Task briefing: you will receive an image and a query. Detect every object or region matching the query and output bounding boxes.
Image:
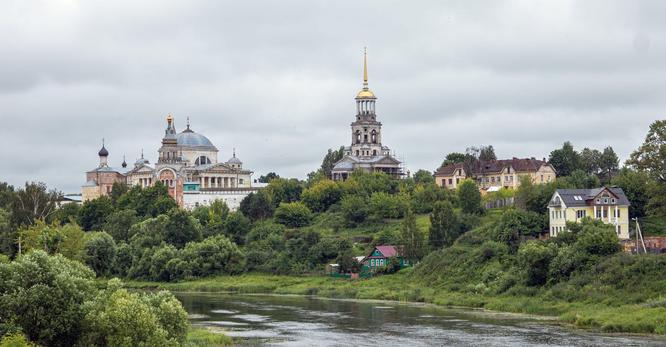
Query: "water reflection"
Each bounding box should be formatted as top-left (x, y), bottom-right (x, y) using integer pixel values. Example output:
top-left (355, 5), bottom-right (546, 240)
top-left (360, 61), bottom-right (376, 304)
top-left (176, 292), bottom-right (666, 346)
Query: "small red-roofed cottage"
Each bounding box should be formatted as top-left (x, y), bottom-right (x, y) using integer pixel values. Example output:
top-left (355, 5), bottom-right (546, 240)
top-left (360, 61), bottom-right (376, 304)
top-left (361, 245), bottom-right (409, 271)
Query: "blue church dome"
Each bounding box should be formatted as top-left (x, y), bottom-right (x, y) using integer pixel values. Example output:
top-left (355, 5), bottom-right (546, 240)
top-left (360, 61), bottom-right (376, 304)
top-left (177, 130), bottom-right (217, 150)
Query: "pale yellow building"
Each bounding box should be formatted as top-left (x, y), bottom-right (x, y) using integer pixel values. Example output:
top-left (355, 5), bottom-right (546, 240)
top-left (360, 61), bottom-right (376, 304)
top-left (548, 187), bottom-right (630, 240)
top-left (435, 158), bottom-right (556, 191)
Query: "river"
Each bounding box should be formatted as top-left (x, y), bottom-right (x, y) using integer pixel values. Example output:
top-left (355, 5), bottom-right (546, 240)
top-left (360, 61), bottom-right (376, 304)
top-left (176, 292), bottom-right (666, 346)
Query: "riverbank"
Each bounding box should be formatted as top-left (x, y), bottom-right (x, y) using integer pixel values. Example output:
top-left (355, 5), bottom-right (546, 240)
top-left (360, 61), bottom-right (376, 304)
top-left (125, 271), bottom-right (666, 335)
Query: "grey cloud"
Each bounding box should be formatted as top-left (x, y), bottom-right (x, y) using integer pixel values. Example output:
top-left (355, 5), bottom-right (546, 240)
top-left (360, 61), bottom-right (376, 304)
top-left (0, 0), bottom-right (665, 192)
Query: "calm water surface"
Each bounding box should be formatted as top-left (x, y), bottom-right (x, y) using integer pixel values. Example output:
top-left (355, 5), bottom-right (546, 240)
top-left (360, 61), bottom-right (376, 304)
top-left (176, 292), bottom-right (666, 346)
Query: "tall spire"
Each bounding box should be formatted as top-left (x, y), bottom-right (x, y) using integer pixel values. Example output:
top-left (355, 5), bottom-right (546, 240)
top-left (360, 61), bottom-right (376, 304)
top-left (363, 47), bottom-right (368, 87)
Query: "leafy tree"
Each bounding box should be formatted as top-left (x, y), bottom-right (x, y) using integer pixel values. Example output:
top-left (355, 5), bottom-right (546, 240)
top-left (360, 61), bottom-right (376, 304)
top-left (517, 240), bottom-right (557, 286)
top-left (340, 195), bottom-right (369, 226)
top-left (224, 212), bottom-right (251, 245)
top-left (239, 191), bottom-right (274, 221)
top-left (265, 178), bottom-right (303, 207)
top-left (114, 242), bottom-right (133, 277)
top-left (411, 183), bottom-right (450, 214)
top-left (109, 182), bottom-right (129, 204)
top-left (127, 215), bottom-right (169, 249)
top-left (10, 182), bottom-right (60, 227)
top-left (78, 196), bottom-right (114, 231)
top-left (149, 244), bottom-right (179, 281)
top-left (305, 169), bottom-right (327, 187)
top-left (558, 169), bottom-right (600, 189)
top-left (176, 235), bottom-right (245, 276)
top-left (335, 247), bottom-right (360, 273)
top-left (274, 202), bottom-right (313, 228)
top-left (343, 171), bottom-right (397, 196)
top-left (78, 279), bottom-right (187, 347)
top-left (549, 141), bottom-right (581, 177)
top-left (0, 251), bottom-right (96, 347)
top-left (399, 209), bottom-right (426, 262)
top-left (413, 169), bottom-right (434, 184)
top-left (83, 232), bottom-right (117, 276)
top-left (50, 203), bottom-right (81, 226)
top-left (457, 179), bottom-right (481, 214)
top-left (627, 120), bottom-right (666, 219)
top-left (0, 332), bottom-right (37, 347)
top-left (116, 183), bottom-right (176, 218)
top-left (0, 209), bottom-right (16, 257)
top-left (611, 168), bottom-right (650, 218)
top-left (258, 172), bottom-right (280, 183)
top-left (441, 152), bottom-right (468, 167)
top-left (599, 146), bottom-right (619, 181)
top-left (478, 145), bottom-right (497, 161)
top-left (579, 148), bottom-right (602, 175)
top-left (628, 119), bottom-right (666, 182)
top-left (574, 223), bottom-right (621, 256)
top-left (164, 208), bottom-right (201, 248)
top-left (0, 182), bottom-right (14, 210)
top-left (515, 176), bottom-right (556, 214)
top-left (493, 208), bottom-right (546, 252)
top-left (369, 192), bottom-right (409, 219)
top-left (102, 209), bottom-right (139, 242)
top-left (320, 146), bottom-right (345, 178)
top-left (429, 200), bottom-right (460, 249)
top-left (301, 179), bottom-right (343, 212)
top-left (19, 221), bottom-right (86, 260)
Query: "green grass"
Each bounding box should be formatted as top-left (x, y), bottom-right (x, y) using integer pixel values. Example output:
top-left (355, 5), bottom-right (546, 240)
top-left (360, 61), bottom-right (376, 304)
top-left (185, 327), bottom-right (234, 347)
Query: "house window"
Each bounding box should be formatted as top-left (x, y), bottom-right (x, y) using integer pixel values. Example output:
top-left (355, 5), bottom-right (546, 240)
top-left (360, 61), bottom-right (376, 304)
top-left (576, 210), bottom-right (586, 219)
top-left (448, 178), bottom-right (453, 185)
top-left (491, 177), bottom-right (495, 183)
top-left (541, 175), bottom-right (544, 182)
top-left (456, 178), bottom-right (460, 184)
top-left (615, 209), bottom-right (621, 218)
top-left (596, 209), bottom-right (602, 218)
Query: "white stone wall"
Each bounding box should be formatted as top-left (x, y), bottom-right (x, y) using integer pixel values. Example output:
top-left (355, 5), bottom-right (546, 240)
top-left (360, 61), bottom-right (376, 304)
top-left (182, 188), bottom-right (262, 211)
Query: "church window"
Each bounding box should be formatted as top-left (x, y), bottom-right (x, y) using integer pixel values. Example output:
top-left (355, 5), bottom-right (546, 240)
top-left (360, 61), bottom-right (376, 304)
top-left (364, 134), bottom-right (368, 142)
top-left (373, 150), bottom-right (377, 156)
top-left (356, 150), bottom-right (360, 156)
top-left (371, 130), bottom-right (377, 143)
top-left (356, 131), bottom-right (361, 144)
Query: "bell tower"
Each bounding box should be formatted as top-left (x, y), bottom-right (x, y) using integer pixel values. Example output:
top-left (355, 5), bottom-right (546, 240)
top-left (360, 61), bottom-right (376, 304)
top-left (350, 48), bottom-right (383, 158)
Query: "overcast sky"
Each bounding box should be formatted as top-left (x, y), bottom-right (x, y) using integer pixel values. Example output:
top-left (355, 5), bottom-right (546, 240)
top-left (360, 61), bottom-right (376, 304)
top-left (1, 1), bottom-right (665, 193)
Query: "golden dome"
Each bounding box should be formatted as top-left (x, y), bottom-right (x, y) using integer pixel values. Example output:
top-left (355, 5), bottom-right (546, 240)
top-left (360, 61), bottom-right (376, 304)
top-left (166, 113), bottom-right (174, 124)
top-left (356, 88), bottom-right (376, 98)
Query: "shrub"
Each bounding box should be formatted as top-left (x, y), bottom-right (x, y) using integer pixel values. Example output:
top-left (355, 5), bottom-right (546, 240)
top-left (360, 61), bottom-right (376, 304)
top-left (340, 195), bottom-right (369, 226)
top-left (369, 192), bottom-right (409, 219)
top-left (457, 179), bottom-right (482, 214)
top-left (78, 279), bottom-right (187, 347)
top-left (517, 240), bottom-right (557, 286)
top-left (179, 235), bottom-right (246, 278)
top-left (274, 202), bottom-right (313, 228)
top-left (0, 251), bottom-right (96, 347)
top-left (301, 180), bottom-right (343, 212)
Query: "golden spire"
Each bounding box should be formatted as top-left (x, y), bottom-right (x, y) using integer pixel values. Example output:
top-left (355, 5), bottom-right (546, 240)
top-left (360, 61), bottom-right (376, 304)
top-left (166, 112), bottom-right (174, 125)
top-left (356, 47), bottom-right (375, 99)
top-left (363, 47), bottom-right (368, 87)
